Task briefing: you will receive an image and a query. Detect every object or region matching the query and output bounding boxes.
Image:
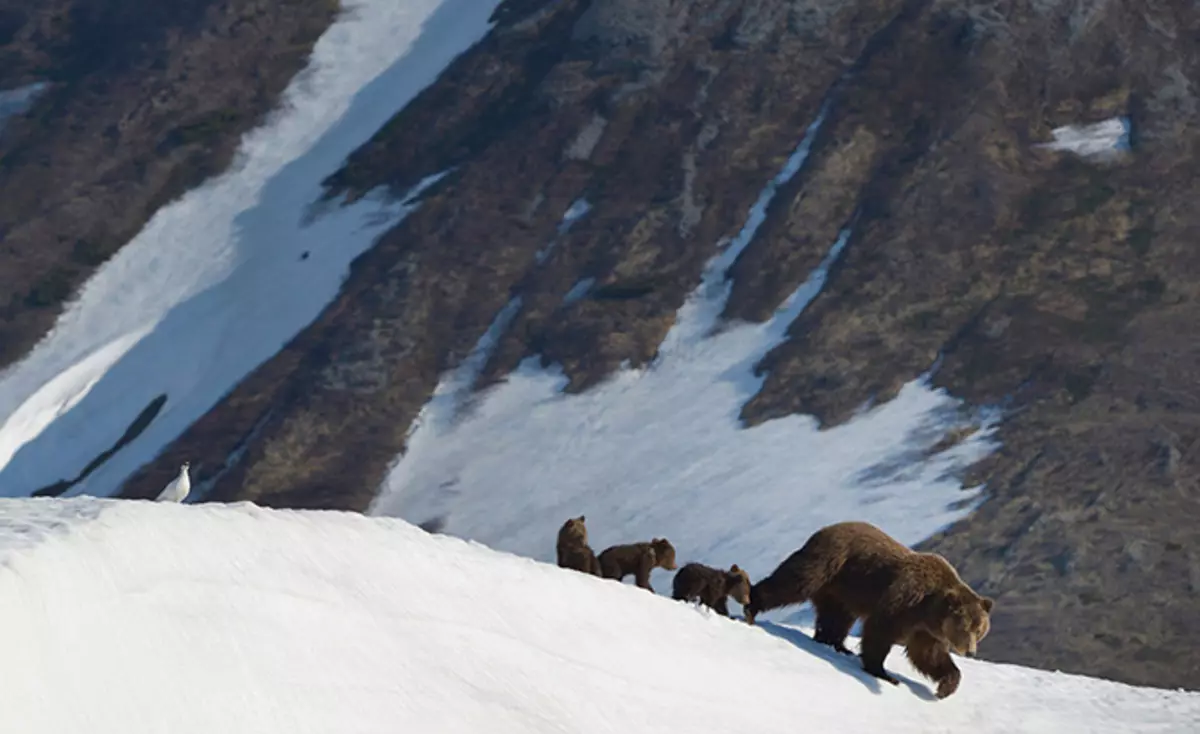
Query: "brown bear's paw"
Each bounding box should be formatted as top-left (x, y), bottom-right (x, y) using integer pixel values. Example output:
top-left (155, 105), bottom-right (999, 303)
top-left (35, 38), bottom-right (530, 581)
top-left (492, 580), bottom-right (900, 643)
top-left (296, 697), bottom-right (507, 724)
top-left (863, 664), bottom-right (901, 686)
top-left (935, 669), bottom-right (962, 699)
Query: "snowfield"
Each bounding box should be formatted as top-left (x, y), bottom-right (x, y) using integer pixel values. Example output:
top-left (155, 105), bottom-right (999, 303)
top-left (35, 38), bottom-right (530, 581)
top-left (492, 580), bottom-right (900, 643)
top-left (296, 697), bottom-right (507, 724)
top-left (0, 497), bottom-right (1195, 733)
top-left (0, 0), bottom-right (501, 498)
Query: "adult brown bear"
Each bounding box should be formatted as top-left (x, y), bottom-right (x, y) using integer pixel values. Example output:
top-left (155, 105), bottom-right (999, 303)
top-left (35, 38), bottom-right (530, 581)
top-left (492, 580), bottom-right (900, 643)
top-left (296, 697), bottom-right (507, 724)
top-left (744, 521), bottom-right (994, 699)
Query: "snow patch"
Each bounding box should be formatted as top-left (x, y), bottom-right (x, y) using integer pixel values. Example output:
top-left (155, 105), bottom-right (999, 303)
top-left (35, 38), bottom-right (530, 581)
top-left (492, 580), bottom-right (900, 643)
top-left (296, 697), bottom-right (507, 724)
top-left (1038, 116), bottom-right (1131, 160)
top-left (0, 327), bottom-right (152, 475)
top-left (0, 0), bottom-right (503, 497)
top-left (558, 197), bottom-right (592, 233)
top-left (563, 277), bottom-right (595, 304)
top-left (0, 82), bottom-right (46, 130)
top-left (0, 497), bottom-right (1196, 733)
top-left (536, 197), bottom-right (592, 263)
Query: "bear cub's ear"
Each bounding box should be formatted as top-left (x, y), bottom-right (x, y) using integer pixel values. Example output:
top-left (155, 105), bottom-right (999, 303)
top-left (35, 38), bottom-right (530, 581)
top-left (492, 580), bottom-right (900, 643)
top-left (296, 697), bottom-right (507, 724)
top-left (980, 596), bottom-right (995, 613)
top-left (730, 564), bottom-right (741, 572)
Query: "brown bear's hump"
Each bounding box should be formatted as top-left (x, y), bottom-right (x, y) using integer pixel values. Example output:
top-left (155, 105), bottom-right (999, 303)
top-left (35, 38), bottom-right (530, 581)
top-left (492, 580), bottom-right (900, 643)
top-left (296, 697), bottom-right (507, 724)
top-left (809, 521), bottom-right (913, 566)
top-left (821, 521), bottom-right (906, 546)
top-left (908, 551), bottom-right (971, 586)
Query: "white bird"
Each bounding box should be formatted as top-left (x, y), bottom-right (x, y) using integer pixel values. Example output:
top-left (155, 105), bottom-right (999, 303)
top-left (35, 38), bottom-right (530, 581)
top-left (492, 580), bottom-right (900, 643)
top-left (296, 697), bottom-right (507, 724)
top-left (156, 462), bottom-right (192, 503)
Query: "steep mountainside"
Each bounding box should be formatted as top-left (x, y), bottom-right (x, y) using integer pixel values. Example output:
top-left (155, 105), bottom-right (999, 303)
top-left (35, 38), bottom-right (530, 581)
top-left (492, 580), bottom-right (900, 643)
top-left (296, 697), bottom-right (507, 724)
top-left (0, 0), bottom-right (337, 366)
top-left (4, 0), bottom-right (1198, 692)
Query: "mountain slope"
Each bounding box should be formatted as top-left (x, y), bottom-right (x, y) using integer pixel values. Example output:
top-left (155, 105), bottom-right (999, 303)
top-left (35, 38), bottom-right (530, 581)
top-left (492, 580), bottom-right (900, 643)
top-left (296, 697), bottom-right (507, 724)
top-left (0, 0), bottom-right (500, 499)
top-left (0, 0), bottom-right (338, 368)
top-left (0, 0), bottom-right (1198, 694)
top-left (0, 497), bottom-right (1196, 733)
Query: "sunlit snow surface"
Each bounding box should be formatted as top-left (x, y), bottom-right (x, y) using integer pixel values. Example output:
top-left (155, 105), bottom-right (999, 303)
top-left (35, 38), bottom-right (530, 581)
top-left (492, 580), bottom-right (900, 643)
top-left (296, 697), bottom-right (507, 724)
top-left (0, 0), bottom-right (501, 497)
top-left (373, 106), bottom-right (1001, 618)
top-left (0, 498), bottom-right (1196, 733)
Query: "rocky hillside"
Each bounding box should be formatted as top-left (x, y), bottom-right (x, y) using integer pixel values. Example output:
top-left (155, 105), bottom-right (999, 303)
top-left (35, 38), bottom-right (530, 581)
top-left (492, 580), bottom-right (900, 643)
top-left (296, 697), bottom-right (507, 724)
top-left (5, 0), bottom-right (1199, 692)
top-left (0, 0), bottom-right (337, 367)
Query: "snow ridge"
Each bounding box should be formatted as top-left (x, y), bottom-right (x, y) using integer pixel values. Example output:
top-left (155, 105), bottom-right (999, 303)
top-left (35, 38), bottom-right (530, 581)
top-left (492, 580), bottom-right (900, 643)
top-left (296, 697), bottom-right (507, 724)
top-left (0, 497), bottom-right (1196, 733)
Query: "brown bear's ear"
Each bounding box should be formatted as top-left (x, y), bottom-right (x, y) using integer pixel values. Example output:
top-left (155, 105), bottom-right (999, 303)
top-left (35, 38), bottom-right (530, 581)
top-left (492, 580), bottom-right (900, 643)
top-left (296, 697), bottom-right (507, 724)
top-left (730, 564), bottom-right (740, 572)
top-left (578, 515), bottom-right (586, 523)
top-left (981, 596), bottom-right (995, 613)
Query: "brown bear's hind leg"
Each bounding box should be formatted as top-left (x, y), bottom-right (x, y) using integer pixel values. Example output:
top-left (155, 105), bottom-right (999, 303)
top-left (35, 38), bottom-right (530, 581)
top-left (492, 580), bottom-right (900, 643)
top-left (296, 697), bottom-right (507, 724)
top-left (598, 553), bottom-right (623, 581)
top-left (859, 615), bottom-right (901, 686)
top-left (812, 594), bottom-right (855, 655)
top-left (905, 631), bottom-right (962, 699)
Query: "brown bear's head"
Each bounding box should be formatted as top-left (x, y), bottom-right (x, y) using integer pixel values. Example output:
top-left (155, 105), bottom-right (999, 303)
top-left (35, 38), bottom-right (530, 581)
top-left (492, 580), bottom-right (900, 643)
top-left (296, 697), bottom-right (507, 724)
top-left (650, 538), bottom-right (678, 570)
top-left (936, 589), bottom-right (994, 657)
top-left (725, 564), bottom-right (751, 605)
top-left (559, 515), bottom-right (588, 543)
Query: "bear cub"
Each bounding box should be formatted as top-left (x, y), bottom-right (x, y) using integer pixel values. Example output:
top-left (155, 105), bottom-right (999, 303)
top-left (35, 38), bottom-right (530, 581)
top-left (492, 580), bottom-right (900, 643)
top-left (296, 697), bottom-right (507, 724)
top-left (598, 538), bottom-right (678, 591)
top-left (556, 515), bottom-right (601, 576)
top-left (672, 562), bottom-right (751, 617)
top-left (744, 521), bottom-right (994, 699)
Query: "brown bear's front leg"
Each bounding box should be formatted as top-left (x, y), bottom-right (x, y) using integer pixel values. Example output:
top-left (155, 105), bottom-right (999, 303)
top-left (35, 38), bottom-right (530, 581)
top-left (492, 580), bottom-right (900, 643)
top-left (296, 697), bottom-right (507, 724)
top-left (904, 631), bottom-right (962, 699)
top-left (812, 594), bottom-right (855, 655)
top-left (712, 596), bottom-right (730, 617)
top-left (859, 616), bottom-right (901, 686)
top-left (634, 552), bottom-right (656, 592)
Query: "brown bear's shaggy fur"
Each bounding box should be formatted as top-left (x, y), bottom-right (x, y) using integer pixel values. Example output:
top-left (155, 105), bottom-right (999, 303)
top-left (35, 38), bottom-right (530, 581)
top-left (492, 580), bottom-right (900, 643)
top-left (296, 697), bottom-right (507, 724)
top-left (744, 521), bottom-right (994, 699)
top-left (671, 562), bottom-right (752, 617)
top-left (556, 516), bottom-right (601, 576)
top-left (597, 538), bottom-right (678, 591)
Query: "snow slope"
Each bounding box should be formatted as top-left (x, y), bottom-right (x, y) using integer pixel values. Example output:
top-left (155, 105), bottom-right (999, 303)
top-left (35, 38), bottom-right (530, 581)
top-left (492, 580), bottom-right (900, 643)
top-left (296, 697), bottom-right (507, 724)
top-left (0, 0), bottom-right (501, 497)
top-left (371, 102), bottom-right (1000, 614)
top-left (0, 497), bottom-right (1194, 733)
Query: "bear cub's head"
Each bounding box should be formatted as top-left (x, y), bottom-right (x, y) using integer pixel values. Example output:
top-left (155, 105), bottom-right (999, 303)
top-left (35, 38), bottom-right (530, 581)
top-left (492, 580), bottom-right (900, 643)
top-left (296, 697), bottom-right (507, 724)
top-left (649, 538), bottom-right (678, 571)
top-left (724, 564), bottom-right (751, 605)
top-left (559, 515), bottom-right (588, 542)
top-left (935, 589), bottom-right (994, 657)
